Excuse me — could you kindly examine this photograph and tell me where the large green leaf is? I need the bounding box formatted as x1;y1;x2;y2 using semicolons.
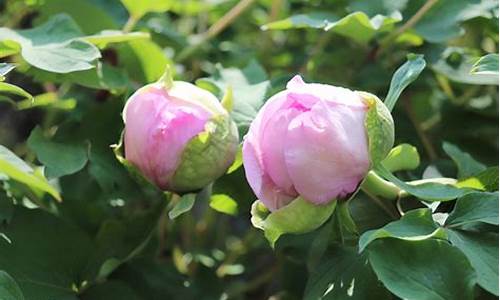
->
0;207;93;299
359;208;446;252
0;14;100;73
27;126;89;178
446;192;498;227
368;239;476;300
262;11;401;44
0;271;24;300
251;198;336;247
196;60;270;138
304;247;390;300
443;142;486;179
384;54;426;111
447;230;498;295
0;145;60;201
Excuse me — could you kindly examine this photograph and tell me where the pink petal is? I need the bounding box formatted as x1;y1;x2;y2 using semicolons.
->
243;140;296;211
284;100;370;204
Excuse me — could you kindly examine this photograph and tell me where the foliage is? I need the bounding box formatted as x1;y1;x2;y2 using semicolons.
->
0;0;498;299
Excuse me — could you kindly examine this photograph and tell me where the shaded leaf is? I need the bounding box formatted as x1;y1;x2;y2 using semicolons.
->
27;126;89;178
446;192;498;227
304;247;390;300
447;230;498;295
471;53;499;75
0;270;24;300
443;142;486;179
368;239;476;300
457;167;499;192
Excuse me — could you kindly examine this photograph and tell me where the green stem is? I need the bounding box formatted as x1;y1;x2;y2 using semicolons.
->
122;16;138;33
361;171;402;200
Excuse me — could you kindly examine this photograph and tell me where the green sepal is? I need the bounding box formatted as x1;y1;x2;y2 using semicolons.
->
111;131;158;191
169;115;239;192
250;197;337;248
359;91;395;166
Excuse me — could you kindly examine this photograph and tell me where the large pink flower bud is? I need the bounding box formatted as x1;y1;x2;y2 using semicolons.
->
243;75;393;211
123;76;239;193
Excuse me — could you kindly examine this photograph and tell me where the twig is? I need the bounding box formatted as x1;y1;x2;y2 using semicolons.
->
361;188;400;219
176;0;257;62
403;97;438;161
377;0;439;56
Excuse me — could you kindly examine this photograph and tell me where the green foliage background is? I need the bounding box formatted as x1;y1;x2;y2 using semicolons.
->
0;0;498;299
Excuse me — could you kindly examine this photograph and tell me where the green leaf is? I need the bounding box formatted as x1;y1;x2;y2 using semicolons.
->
262;11;401;44
209;194;238;216
84;30;150;48
304;247;390;300
250;198;336;247
0;14;101;73
384;54;426;111
457;167;499;192
413;0;497;43
359;208;446;252
359;92;394;165
196;60;270;138
368;239;476;300
0;82;33;101
447;230;498;295
375;164;470;201
121;0;172;20
0;145;61;201
471;53;499;75
381;143;420;172
0;270;24;300
35;0;119;35
27;126;89;178
226;145;242;174
443;142;486;179
0;207;93;299
446;192;498;227
168;193;196;220
118;40;172;84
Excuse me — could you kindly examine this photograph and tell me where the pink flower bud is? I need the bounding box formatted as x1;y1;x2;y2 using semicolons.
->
243;75;371;211
123;80;238;192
